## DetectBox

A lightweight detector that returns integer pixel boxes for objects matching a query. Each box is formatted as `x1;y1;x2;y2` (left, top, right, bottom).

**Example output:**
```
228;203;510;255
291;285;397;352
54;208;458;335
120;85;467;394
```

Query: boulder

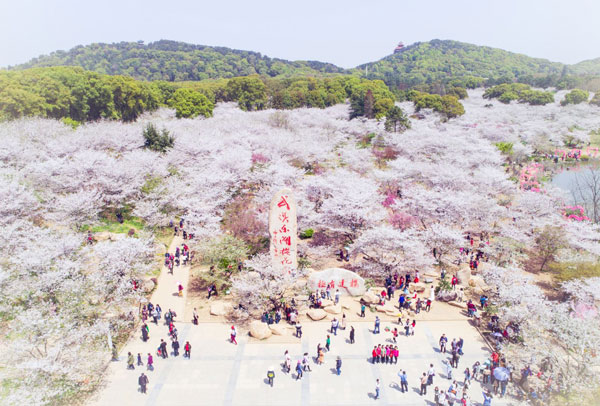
320;299;334;307
250;320;272;340
210;302;233;316
307;308;327;321
469;275;490;291
411;283;426;293
269;324;286;335
307;268;366;296
457;269;472;286
142;279;156;293
376;303;397;313
324;304;342;314
95;232;112;241
436;290;458;302
363;291;380;304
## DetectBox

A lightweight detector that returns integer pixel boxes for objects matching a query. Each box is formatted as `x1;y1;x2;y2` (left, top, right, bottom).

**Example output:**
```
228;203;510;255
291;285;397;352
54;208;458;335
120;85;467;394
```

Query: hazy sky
2;0;599;68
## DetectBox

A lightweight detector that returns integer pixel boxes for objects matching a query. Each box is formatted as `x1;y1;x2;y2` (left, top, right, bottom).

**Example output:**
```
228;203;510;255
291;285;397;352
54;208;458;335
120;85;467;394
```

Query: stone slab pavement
90;319;513;406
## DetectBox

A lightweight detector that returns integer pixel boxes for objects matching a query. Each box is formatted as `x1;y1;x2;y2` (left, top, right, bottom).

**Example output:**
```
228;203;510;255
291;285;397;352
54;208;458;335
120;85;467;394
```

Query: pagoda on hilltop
393;42;405;53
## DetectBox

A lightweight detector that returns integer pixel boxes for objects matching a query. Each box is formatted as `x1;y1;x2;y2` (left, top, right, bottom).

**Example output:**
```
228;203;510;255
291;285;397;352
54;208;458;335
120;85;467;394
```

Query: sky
1;0;600;68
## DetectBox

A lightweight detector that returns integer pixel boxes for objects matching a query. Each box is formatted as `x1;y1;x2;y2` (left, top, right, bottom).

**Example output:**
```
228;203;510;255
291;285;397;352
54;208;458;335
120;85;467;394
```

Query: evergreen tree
364;89;374;119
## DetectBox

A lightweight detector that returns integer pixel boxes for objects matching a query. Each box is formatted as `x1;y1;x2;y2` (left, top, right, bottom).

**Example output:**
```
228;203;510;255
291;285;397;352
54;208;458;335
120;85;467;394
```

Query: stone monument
269;188;297;273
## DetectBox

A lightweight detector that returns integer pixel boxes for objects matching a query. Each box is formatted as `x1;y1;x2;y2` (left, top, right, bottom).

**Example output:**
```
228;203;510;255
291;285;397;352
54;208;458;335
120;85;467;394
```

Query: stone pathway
90;235;191;405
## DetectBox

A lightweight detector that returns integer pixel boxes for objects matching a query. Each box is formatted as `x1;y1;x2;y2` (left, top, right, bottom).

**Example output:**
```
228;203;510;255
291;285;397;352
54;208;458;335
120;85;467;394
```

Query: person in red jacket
184;341;191;358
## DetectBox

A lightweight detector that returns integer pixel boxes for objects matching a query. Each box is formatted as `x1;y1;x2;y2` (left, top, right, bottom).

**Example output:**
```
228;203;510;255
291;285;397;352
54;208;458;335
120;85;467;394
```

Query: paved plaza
89;237;511;406
91;320;510;406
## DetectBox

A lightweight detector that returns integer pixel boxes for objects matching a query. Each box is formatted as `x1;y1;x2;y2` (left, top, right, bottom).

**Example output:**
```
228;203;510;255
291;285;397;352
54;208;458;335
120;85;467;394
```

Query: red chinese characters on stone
277;196;290;210
278;212;289;224
350;279;358;288
318;280;326;288
279;236;291;246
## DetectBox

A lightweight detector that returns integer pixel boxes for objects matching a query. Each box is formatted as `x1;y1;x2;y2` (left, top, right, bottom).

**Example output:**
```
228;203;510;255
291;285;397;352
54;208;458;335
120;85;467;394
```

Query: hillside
355;39;566;89
11;40;347;81
570;57;600;75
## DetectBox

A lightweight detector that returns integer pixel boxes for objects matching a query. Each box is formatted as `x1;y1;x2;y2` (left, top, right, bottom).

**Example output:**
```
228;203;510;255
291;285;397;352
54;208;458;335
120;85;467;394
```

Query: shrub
299;228;314;239
168;88;214;118
143;123;174;152
561;89;589;106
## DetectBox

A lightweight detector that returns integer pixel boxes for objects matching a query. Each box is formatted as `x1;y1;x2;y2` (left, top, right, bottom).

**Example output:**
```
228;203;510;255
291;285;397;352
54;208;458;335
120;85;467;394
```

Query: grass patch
155;226;175;250
549;261;600;282
86;217;145;234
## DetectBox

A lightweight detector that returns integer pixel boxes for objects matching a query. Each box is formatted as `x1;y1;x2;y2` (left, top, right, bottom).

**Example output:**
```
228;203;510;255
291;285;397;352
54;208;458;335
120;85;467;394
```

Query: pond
551;162;600;222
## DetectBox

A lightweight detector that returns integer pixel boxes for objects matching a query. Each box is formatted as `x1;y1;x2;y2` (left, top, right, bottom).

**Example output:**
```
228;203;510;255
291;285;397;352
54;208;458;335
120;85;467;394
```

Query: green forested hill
570;57;600;75
354;39;567;89
11;40;347;81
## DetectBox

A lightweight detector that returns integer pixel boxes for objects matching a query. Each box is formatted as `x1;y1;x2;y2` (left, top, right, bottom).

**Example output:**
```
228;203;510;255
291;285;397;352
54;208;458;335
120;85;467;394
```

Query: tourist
426;298;432;312
451;275;458;290
151;307;159;324
138;372;149;394
434;386;440;405
463;367;471;386
331;317;338;335
335;289;340;304
192;308;198;325
284;350;291;373
184;341;191;358
127;352;135;370
392;327;398;343
336;356;342;375
372;346;378;364
404;319;410;336
482;390;493;406
155;304;162;320
147;353;153;371
480;295;488;309
349;326;355;344
457;338;464;355
177;282;183;297
341;313;347;330
136;353;143;367
230;325;238;345
439;334;448;353
446;361;453;380
302;353;311;371
360;303;366;317
374;379;380;400
295;360;303;380
295;322;302;338
399;370;408;393
374;316;380;334
318;346;324;365
420;373;428;395
141;323;149;342
326;334;331;351
172;339;180;357
326;285;332;300
267;367;275;387
159;339;168;359
427;364;436;385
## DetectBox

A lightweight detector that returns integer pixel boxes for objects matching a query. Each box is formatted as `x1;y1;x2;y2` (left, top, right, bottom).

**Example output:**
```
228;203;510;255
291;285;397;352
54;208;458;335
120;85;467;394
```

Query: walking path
90;235;191;405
